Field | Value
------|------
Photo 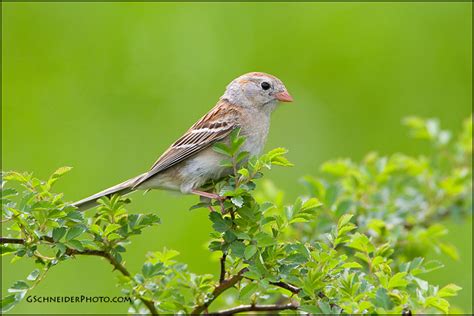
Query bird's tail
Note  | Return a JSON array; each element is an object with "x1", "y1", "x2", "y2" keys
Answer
[{"x1": 72, "y1": 173, "x2": 146, "y2": 211}]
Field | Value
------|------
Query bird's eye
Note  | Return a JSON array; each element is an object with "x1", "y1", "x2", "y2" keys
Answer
[{"x1": 261, "y1": 82, "x2": 271, "y2": 90}]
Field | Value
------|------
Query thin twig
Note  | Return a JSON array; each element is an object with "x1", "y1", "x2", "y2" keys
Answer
[
  {"x1": 211, "y1": 303, "x2": 298, "y2": 315},
  {"x1": 191, "y1": 268, "x2": 249, "y2": 315}
]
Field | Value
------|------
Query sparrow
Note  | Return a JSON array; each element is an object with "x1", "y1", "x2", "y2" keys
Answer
[{"x1": 73, "y1": 72, "x2": 293, "y2": 210}]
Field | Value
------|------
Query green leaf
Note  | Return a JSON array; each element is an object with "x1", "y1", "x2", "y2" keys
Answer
[
  {"x1": 254, "y1": 232, "x2": 275, "y2": 247},
  {"x1": 209, "y1": 212, "x2": 231, "y2": 232},
  {"x1": 52, "y1": 227, "x2": 67, "y2": 242},
  {"x1": 213, "y1": 143, "x2": 232, "y2": 156},
  {"x1": 301, "y1": 198, "x2": 322, "y2": 211},
  {"x1": 1, "y1": 295, "x2": 18, "y2": 313},
  {"x1": 142, "y1": 262, "x2": 164, "y2": 278},
  {"x1": 236, "y1": 151, "x2": 249, "y2": 164},
  {"x1": 244, "y1": 245, "x2": 257, "y2": 260},
  {"x1": 66, "y1": 240, "x2": 84, "y2": 251},
  {"x1": 89, "y1": 224, "x2": 103, "y2": 235},
  {"x1": 341, "y1": 262, "x2": 363, "y2": 269},
  {"x1": 9, "y1": 280, "x2": 29, "y2": 292},
  {"x1": 104, "y1": 224, "x2": 121, "y2": 236},
  {"x1": 388, "y1": 272, "x2": 408, "y2": 289},
  {"x1": 230, "y1": 241, "x2": 246, "y2": 258},
  {"x1": 425, "y1": 297, "x2": 450, "y2": 314},
  {"x1": 438, "y1": 284, "x2": 462, "y2": 298},
  {"x1": 439, "y1": 242, "x2": 459, "y2": 261},
  {"x1": 373, "y1": 288, "x2": 394, "y2": 310},
  {"x1": 1, "y1": 245, "x2": 17, "y2": 257},
  {"x1": 348, "y1": 233, "x2": 374, "y2": 253},
  {"x1": 283, "y1": 253, "x2": 308, "y2": 265},
  {"x1": 107, "y1": 233, "x2": 122, "y2": 241},
  {"x1": 26, "y1": 269, "x2": 40, "y2": 281},
  {"x1": 239, "y1": 282, "x2": 258, "y2": 301},
  {"x1": 48, "y1": 166, "x2": 73, "y2": 186},
  {"x1": 231, "y1": 196, "x2": 244, "y2": 208},
  {"x1": 338, "y1": 214, "x2": 354, "y2": 229},
  {"x1": 64, "y1": 225, "x2": 86, "y2": 241}
]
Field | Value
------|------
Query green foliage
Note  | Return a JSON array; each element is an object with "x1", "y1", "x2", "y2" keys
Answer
[
  {"x1": 1, "y1": 116, "x2": 471, "y2": 314},
  {"x1": 1, "y1": 169, "x2": 160, "y2": 313}
]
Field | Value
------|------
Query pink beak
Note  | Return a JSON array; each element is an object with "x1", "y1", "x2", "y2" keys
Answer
[{"x1": 275, "y1": 91, "x2": 294, "y2": 102}]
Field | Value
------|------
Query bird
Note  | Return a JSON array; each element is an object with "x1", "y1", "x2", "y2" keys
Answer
[{"x1": 73, "y1": 72, "x2": 293, "y2": 211}]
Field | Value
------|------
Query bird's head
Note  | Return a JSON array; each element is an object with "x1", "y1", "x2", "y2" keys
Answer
[{"x1": 222, "y1": 72, "x2": 293, "y2": 110}]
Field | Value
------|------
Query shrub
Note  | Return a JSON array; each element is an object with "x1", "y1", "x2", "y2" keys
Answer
[{"x1": 1, "y1": 116, "x2": 471, "y2": 314}]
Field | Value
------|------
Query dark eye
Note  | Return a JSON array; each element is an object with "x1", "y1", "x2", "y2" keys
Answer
[{"x1": 261, "y1": 82, "x2": 271, "y2": 90}]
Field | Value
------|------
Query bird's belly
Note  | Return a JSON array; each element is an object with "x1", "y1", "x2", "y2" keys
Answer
[
  {"x1": 178, "y1": 148, "x2": 228, "y2": 192},
  {"x1": 135, "y1": 148, "x2": 228, "y2": 193}
]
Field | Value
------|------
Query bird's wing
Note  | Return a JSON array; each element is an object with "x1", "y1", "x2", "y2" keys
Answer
[{"x1": 132, "y1": 100, "x2": 240, "y2": 188}]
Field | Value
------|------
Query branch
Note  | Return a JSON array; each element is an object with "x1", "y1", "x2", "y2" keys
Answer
[
  {"x1": 0, "y1": 236, "x2": 158, "y2": 315},
  {"x1": 269, "y1": 281, "x2": 301, "y2": 294},
  {"x1": 211, "y1": 303, "x2": 298, "y2": 315},
  {"x1": 219, "y1": 253, "x2": 227, "y2": 284},
  {"x1": 191, "y1": 268, "x2": 248, "y2": 315},
  {"x1": 1, "y1": 237, "x2": 25, "y2": 244}
]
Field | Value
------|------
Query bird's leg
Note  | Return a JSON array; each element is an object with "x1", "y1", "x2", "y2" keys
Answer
[
  {"x1": 191, "y1": 189, "x2": 223, "y2": 200},
  {"x1": 191, "y1": 189, "x2": 226, "y2": 213}
]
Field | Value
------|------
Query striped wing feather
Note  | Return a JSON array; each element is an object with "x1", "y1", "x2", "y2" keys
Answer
[{"x1": 132, "y1": 100, "x2": 240, "y2": 187}]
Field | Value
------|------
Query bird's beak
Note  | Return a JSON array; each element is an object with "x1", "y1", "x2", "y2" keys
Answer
[{"x1": 275, "y1": 91, "x2": 293, "y2": 102}]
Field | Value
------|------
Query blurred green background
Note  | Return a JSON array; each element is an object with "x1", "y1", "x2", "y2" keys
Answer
[{"x1": 2, "y1": 2, "x2": 472, "y2": 313}]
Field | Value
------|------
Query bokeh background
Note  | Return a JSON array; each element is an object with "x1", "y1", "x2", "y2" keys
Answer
[{"x1": 2, "y1": 2, "x2": 472, "y2": 313}]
